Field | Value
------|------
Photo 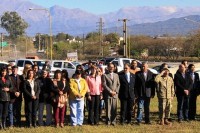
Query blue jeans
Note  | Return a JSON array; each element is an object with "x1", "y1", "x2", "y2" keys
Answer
[
  {"x1": 70, "y1": 99, "x2": 84, "y2": 126},
  {"x1": 8, "y1": 103, "x2": 14, "y2": 126},
  {"x1": 177, "y1": 95, "x2": 189, "y2": 120},
  {"x1": 137, "y1": 97, "x2": 150, "y2": 123}
]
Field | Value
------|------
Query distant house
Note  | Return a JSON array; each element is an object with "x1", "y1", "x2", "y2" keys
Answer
[{"x1": 67, "y1": 38, "x2": 82, "y2": 44}]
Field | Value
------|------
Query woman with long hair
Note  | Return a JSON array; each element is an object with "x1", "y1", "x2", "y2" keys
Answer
[
  {"x1": 61, "y1": 69, "x2": 70, "y2": 122},
  {"x1": 86, "y1": 66, "x2": 103, "y2": 125},
  {"x1": 0, "y1": 67, "x2": 13, "y2": 130},
  {"x1": 52, "y1": 70, "x2": 69, "y2": 128},
  {"x1": 23, "y1": 70, "x2": 40, "y2": 127},
  {"x1": 23, "y1": 64, "x2": 32, "y2": 79}
]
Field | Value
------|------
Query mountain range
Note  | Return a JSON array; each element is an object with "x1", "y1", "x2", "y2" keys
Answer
[{"x1": 0, "y1": 0, "x2": 200, "y2": 36}]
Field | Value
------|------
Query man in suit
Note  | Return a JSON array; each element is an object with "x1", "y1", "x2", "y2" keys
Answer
[
  {"x1": 119, "y1": 63, "x2": 135, "y2": 125},
  {"x1": 135, "y1": 62, "x2": 155, "y2": 125},
  {"x1": 9, "y1": 66, "x2": 24, "y2": 128},
  {"x1": 102, "y1": 63, "x2": 120, "y2": 126},
  {"x1": 187, "y1": 64, "x2": 199, "y2": 120},
  {"x1": 174, "y1": 64, "x2": 193, "y2": 122}
]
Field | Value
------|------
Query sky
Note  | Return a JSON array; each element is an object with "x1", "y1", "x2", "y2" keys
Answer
[{"x1": 28, "y1": 0, "x2": 200, "y2": 14}]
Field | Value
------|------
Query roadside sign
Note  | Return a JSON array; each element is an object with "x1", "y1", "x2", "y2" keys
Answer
[{"x1": 0, "y1": 42, "x2": 8, "y2": 47}]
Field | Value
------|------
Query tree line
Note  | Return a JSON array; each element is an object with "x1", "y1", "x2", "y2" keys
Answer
[{"x1": 1, "y1": 11, "x2": 200, "y2": 61}]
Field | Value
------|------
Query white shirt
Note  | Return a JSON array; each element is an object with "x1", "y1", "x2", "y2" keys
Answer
[
  {"x1": 182, "y1": 73, "x2": 185, "y2": 79},
  {"x1": 75, "y1": 79, "x2": 81, "y2": 92},
  {"x1": 28, "y1": 79, "x2": 35, "y2": 96},
  {"x1": 143, "y1": 72, "x2": 147, "y2": 81},
  {"x1": 126, "y1": 72, "x2": 130, "y2": 83},
  {"x1": 75, "y1": 78, "x2": 83, "y2": 100}
]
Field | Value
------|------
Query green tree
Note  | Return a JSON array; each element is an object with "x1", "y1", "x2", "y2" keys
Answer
[
  {"x1": 1, "y1": 11, "x2": 28, "y2": 39},
  {"x1": 86, "y1": 32, "x2": 99, "y2": 41},
  {"x1": 104, "y1": 33, "x2": 119, "y2": 45},
  {"x1": 55, "y1": 33, "x2": 73, "y2": 42}
]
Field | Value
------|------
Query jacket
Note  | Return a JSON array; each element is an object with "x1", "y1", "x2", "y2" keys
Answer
[
  {"x1": 37, "y1": 77, "x2": 54, "y2": 103},
  {"x1": 174, "y1": 71, "x2": 193, "y2": 97},
  {"x1": 155, "y1": 74, "x2": 174, "y2": 99},
  {"x1": 187, "y1": 72, "x2": 200, "y2": 92},
  {"x1": 9, "y1": 74, "x2": 24, "y2": 102},
  {"x1": 23, "y1": 79, "x2": 40, "y2": 101},
  {"x1": 0, "y1": 77, "x2": 14, "y2": 101},
  {"x1": 119, "y1": 72, "x2": 135, "y2": 99},
  {"x1": 52, "y1": 79, "x2": 69, "y2": 102},
  {"x1": 102, "y1": 72, "x2": 120, "y2": 99},
  {"x1": 135, "y1": 70, "x2": 155, "y2": 98},
  {"x1": 69, "y1": 78, "x2": 88, "y2": 100}
]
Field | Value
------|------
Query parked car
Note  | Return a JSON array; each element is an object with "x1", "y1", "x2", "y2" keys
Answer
[
  {"x1": 100, "y1": 57, "x2": 116, "y2": 65},
  {"x1": 150, "y1": 64, "x2": 178, "y2": 75},
  {"x1": 49, "y1": 60, "x2": 77, "y2": 78},
  {"x1": 0, "y1": 61, "x2": 9, "y2": 69},
  {"x1": 101, "y1": 58, "x2": 160, "y2": 74},
  {"x1": 16, "y1": 59, "x2": 46, "y2": 75}
]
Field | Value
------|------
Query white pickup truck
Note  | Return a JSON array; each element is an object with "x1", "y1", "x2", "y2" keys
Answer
[
  {"x1": 101, "y1": 58, "x2": 157, "y2": 74},
  {"x1": 101, "y1": 58, "x2": 141, "y2": 73}
]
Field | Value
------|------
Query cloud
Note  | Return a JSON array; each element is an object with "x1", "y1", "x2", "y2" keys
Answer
[{"x1": 161, "y1": 6, "x2": 178, "y2": 13}]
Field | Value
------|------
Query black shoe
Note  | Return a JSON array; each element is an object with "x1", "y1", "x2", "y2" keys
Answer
[
  {"x1": 120, "y1": 122, "x2": 125, "y2": 125},
  {"x1": 94, "y1": 122, "x2": 99, "y2": 126},
  {"x1": 127, "y1": 121, "x2": 131, "y2": 125},
  {"x1": 145, "y1": 121, "x2": 151, "y2": 125},
  {"x1": 136, "y1": 121, "x2": 141, "y2": 126}
]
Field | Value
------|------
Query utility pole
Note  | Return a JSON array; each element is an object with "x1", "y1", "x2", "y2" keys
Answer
[
  {"x1": 46, "y1": 36, "x2": 49, "y2": 59},
  {"x1": 82, "y1": 34, "x2": 85, "y2": 55},
  {"x1": 1, "y1": 33, "x2": 3, "y2": 57},
  {"x1": 118, "y1": 19, "x2": 129, "y2": 58},
  {"x1": 25, "y1": 36, "x2": 28, "y2": 57},
  {"x1": 97, "y1": 17, "x2": 104, "y2": 57},
  {"x1": 38, "y1": 33, "x2": 41, "y2": 51}
]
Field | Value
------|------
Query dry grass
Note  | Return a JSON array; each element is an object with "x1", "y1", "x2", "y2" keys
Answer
[{"x1": 2, "y1": 97, "x2": 200, "y2": 133}]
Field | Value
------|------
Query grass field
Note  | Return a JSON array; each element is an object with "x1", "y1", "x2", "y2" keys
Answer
[{"x1": 2, "y1": 97, "x2": 200, "y2": 133}]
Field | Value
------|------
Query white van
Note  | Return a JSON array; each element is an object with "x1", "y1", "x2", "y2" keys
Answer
[
  {"x1": 50, "y1": 60, "x2": 77, "y2": 78},
  {"x1": 16, "y1": 59, "x2": 46, "y2": 75}
]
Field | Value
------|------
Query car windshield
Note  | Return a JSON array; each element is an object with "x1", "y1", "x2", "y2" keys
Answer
[
  {"x1": 72, "y1": 62, "x2": 80, "y2": 67},
  {"x1": 33, "y1": 61, "x2": 45, "y2": 67}
]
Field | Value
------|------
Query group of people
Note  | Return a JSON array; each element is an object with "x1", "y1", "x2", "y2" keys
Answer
[{"x1": 0, "y1": 59, "x2": 199, "y2": 130}]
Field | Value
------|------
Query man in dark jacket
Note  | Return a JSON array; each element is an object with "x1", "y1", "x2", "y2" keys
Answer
[
  {"x1": 174, "y1": 64, "x2": 193, "y2": 122},
  {"x1": 9, "y1": 66, "x2": 24, "y2": 127},
  {"x1": 187, "y1": 64, "x2": 199, "y2": 120},
  {"x1": 37, "y1": 70, "x2": 54, "y2": 126},
  {"x1": 119, "y1": 63, "x2": 135, "y2": 125},
  {"x1": 135, "y1": 62, "x2": 155, "y2": 125}
]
